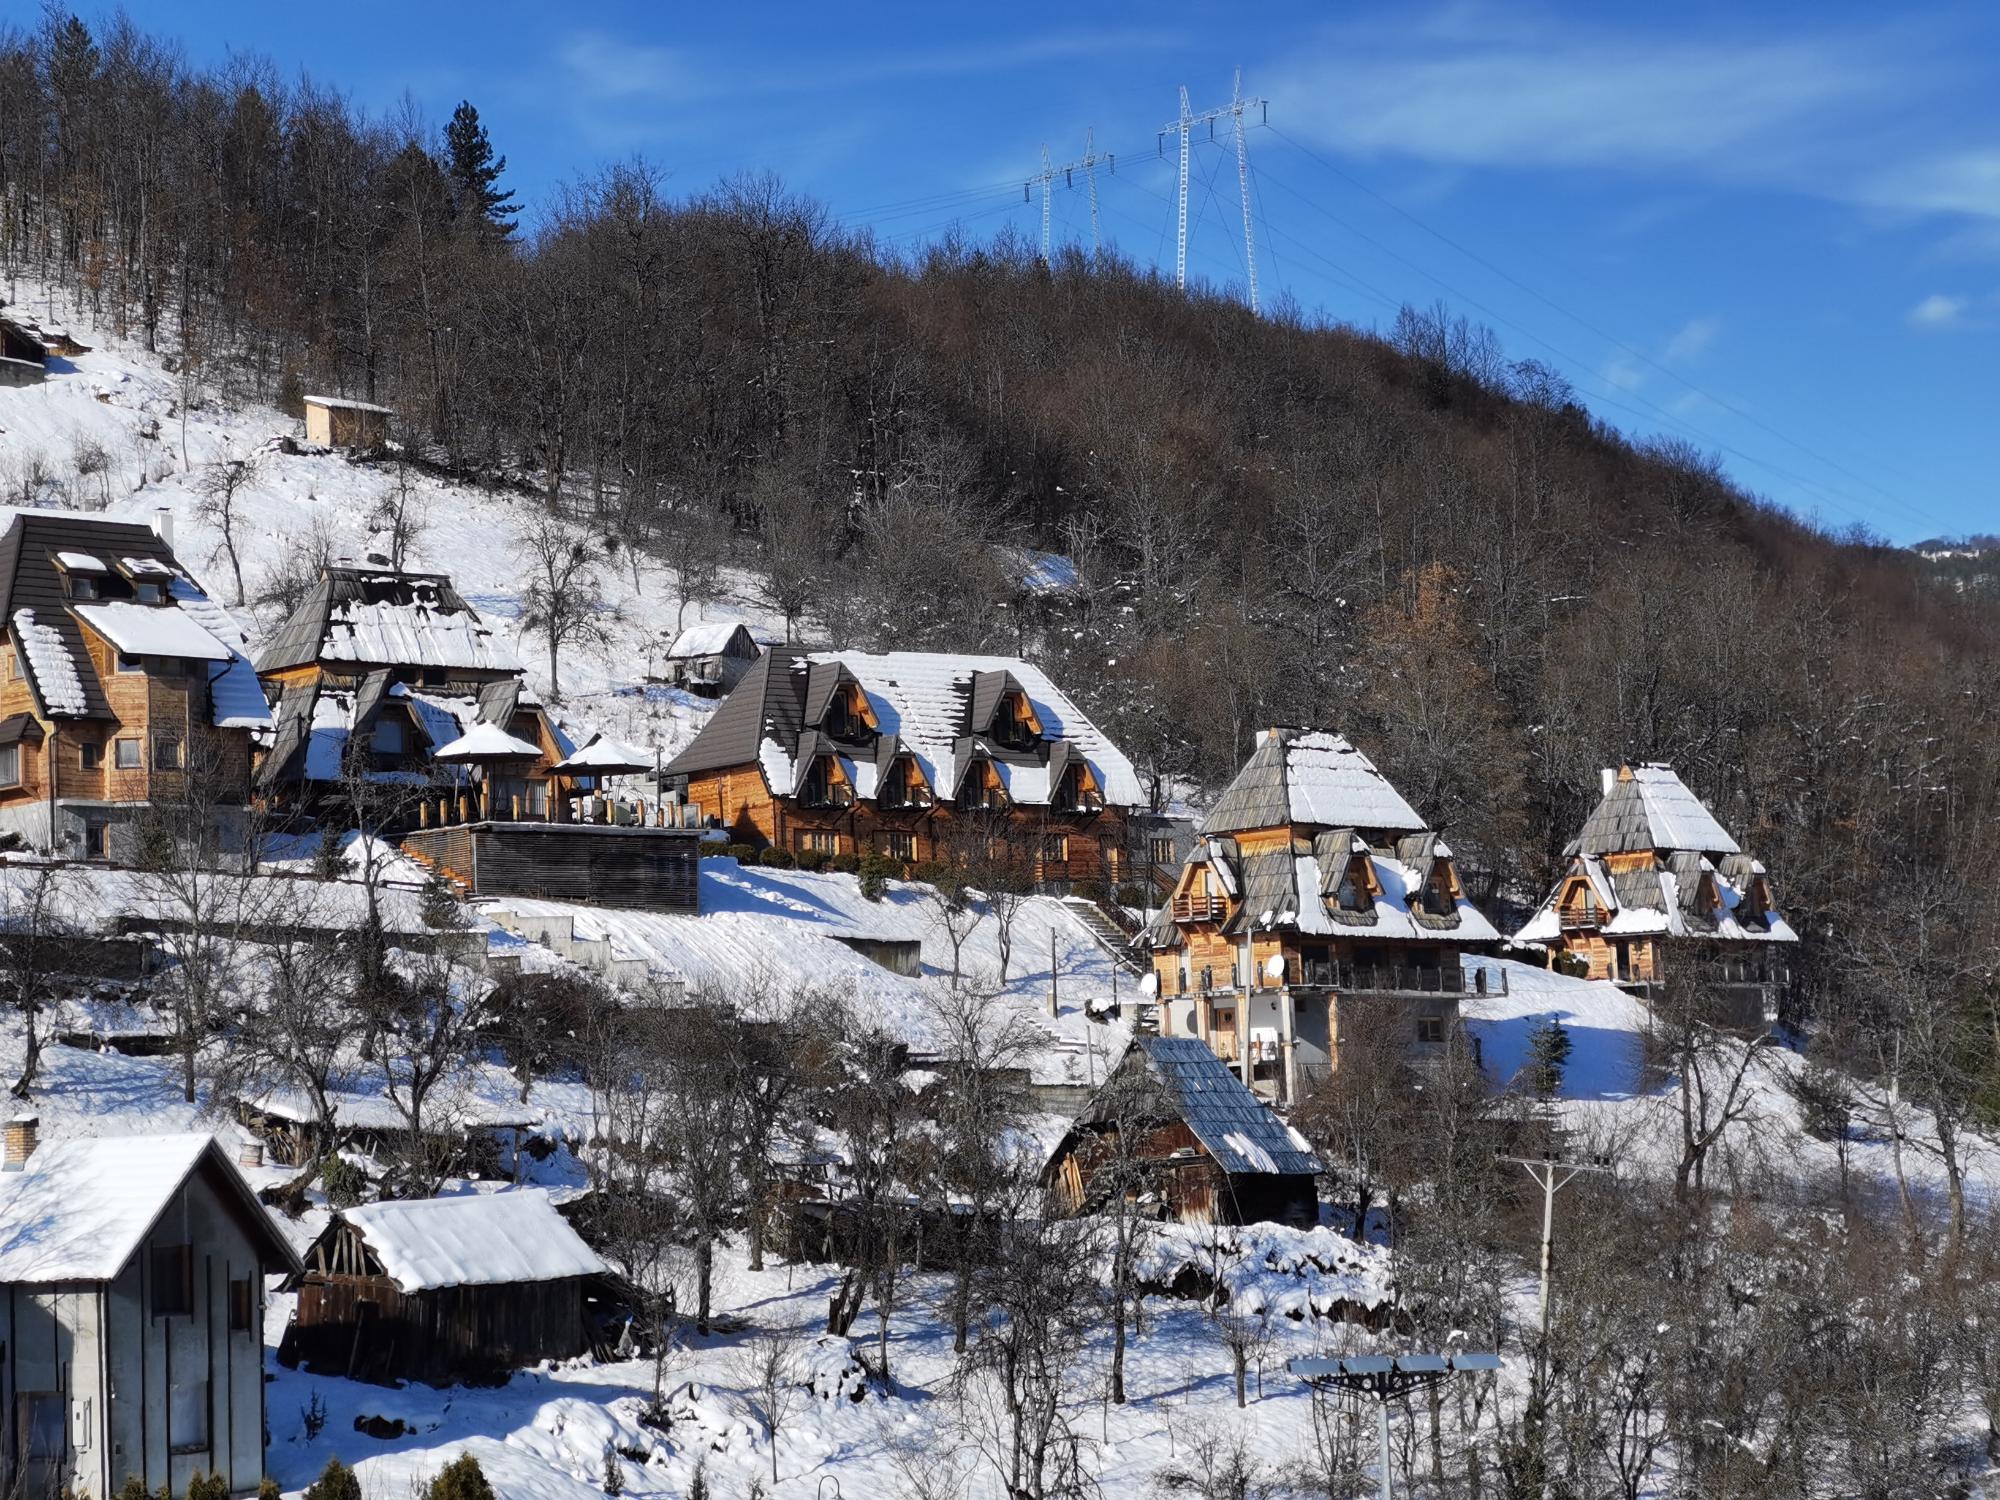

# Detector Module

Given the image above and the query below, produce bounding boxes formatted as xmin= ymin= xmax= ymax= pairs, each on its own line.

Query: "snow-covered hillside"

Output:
xmin=0 ymin=283 xmax=776 ymax=761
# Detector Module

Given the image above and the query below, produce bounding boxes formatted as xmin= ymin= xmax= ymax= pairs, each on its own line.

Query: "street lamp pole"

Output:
xmin=1288 ymin=1353 xmax=1503 ymax=1500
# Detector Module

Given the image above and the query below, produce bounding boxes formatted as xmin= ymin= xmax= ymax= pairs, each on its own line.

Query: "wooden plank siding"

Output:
xmin=401 ymin=822 xmax=701 ymax=909
xmin=291 ymin=1273 xmax=593 ymax=1384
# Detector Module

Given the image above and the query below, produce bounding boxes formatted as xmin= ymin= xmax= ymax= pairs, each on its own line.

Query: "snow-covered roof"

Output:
xmin=303 ymin=394 xmax=395 ymax=415
xmin=259 ymin=567 xmax=522 ymax=676
xmin=665 ymin=621 xmax=753 ymax=659
xmin=551 ymin=734 xmax=652 ymax=773
xmin=1575 ymin=764 xmax=1739 ymax=856
xmin=12 ymin=608 xmax=87 ymax=715
xmin=431 ymin=720 xmax=545 ymax=761
xmin=340 ymin=1189 xmax=606 ymax=1292
xmin=671 ymin=648 xmax=1141 ymax=811
xmin=169 ymin=580 xmax=274 ymax=729
xmin=1202 ymin=729 xmax=1427 ymax=837
xmin=0 ymin=1133 xmax=295 ymax=1283
xmin=73 ymin=599 xmax=233 ymax=661
xmin=53 ymin=551 xmax=107 ymax=574
xmin=1512 ymin=848 xmax=1796 ymax=946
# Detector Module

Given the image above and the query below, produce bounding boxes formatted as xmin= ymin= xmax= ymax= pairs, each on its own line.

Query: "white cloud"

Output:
xmin=1907 ymin=293 xmax=1969 ymax=328
xmin=1663 ymin=317 xmax=1720 ymax=362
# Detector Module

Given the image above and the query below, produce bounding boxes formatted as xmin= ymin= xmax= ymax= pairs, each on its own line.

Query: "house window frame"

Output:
xmin=114 ymin=737 xmax=141 ymax=770
xmin=1041 ymin=833 xmax=1069 ymax=864
xmin=228 ymin=1277 xmax=254 ymax=1333
xmin=799 ymin=829 xmax=840 ymax=855
xmin=80 ymin=741 xmax=103 ymax=771
xmin=82 ymin=819 xmax=107 ymax=860
xmin=153 ymin=737 xmax=183 ymax=771
xmin=884 ymin=831 xmax=916 ymax=862
xmin=115 ymin=651 xmax=143 ymax=674
xmin=70 ymin=576 xmax=100 ymax=601
xmin=0 ymin=744 xmax=18 ymax=790
xmin=1416 ymin=1015 xmax=1447 ymax=1046
xmin=135 ymin=580 xmax=164 ymax=605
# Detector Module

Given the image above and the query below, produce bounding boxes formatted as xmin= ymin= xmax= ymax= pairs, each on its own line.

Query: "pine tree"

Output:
xmin=443 ymin=100 xmax=518 ymax=240
xmin=1526 ymin=1014 xmax=1573 ymax=1101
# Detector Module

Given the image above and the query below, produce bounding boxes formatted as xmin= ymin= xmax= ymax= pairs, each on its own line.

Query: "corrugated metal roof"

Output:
xmin=1132 ymin=1037 xmax=1322 ymax=1177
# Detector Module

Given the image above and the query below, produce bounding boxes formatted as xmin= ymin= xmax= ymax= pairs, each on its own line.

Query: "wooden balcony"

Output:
xmin=1171 ymin=893 xmax=1225 ymax=922
xmin=1290 ymin=960 xmax=1508 ymax=998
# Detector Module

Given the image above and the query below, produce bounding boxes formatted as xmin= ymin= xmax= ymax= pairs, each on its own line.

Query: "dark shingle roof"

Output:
xmin=663 ymin=649 xmax=798 ymax=778
xmin=259 ymin=678 xmax=319 ymax=789
xmin=0 ymin=512 xmax=186 ymax=720
xmin=1117 ymin=1038 xmax=1322 ymax=1177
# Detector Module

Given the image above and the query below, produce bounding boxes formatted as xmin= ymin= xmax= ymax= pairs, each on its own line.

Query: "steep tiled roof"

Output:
xmin=255 ymin=565 xmax=520 ymax=675
xmin=1102 ymin=1037 xmax=1322 ymax=1177
xmin=1202 ymin=729 xmax=1426 ymax=837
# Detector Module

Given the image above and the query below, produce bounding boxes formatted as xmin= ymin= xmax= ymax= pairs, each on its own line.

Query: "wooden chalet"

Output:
xmin=286 ymin=1189 xmax=608 ymax=1384
xmin=0 ymin=1125 xmax=300 ymax=1499
xmin=1047 ymin=1037 xmax=1323 ymax=1228
xmin=1147 ymin=728 xmax=1502 ymax=1102
xmin=1513 ymin=763 xmax=1796 ymax=1018
xmin=0 ymin=510 xmax=271 ymax=859
xmin=660 ymin=620 xmax=762 ymax=697
xmin=301 ymin=394 xmax=392 ymax=449
xmin=663 ymin=649 xmax=1141 ymax=889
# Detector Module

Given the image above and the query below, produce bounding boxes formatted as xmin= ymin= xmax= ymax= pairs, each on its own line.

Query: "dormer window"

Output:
xmin=71 ymin=575 xmax=100 ymax=601
xmin=879 ymin=756 xmax=929 ymax=810
xmin=958 ymin=761 xmax=1006 ymax=810
xmin=371 ymin=716 xmax=407 ymax=755
xmin=116 ymin=652 xmax=143 ymax=674
xmin=798 ymin=755 xmax=851 ymax=809
xmin=1055 ymin=764 xmax=1103 ymax=813
xmin=993 ymin=690 xmax=1040 ymax=750
xmin=136 ymin=581 xmax=163 ymax=605
xmin=1335 ymin=873 xmax=1366 ymax=911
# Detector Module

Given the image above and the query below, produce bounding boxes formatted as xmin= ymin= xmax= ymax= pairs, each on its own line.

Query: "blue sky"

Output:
xmin=108 ymin=1 xmax=2000 ymax=543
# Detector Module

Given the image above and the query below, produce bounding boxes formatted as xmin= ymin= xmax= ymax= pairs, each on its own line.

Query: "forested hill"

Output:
xmin=4 ymin=17 xmax=1998 ymax=1009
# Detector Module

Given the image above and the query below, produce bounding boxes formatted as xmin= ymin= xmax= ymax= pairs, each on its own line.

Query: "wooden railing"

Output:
xmin=1171 ymin=893 xmax=1225 ymax=922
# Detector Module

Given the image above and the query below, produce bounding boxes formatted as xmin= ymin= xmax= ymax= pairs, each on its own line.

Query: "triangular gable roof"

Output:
xmin=1202 ymin=729 xmax=1427 ymax=837
xmin=0 ymin=1133 xmax=299 ymax=1283
xmin=1092 ymin=1038 xmax=1322 ymax=1177
xmin=255 ymin=566 xmax=521 ymax=676
xmin=1574 ymin=764 xmax=1739 ymax=856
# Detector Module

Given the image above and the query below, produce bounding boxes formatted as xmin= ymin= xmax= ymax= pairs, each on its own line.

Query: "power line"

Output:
xmin=1264 ymin=124 xmax=1950 ymax=534
xmin=1160 ymin=73 xmax=1268 ymax=311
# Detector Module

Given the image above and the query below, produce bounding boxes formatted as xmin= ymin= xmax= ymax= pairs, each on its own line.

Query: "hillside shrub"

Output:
xmin=258 ymin=1481 xmax=282 ymax=1500
xmin=828 ymin=851 xmax=860 ymax=875
xmin=187 ymin=1472 xmax=229 ymax=1500
xmin=858 ymin=852 xmax=900 ymax=901
xmin=757 ymin=847 xmax=796 ymax=870
xmin=319 ymin=1154 xmax=366 ymax=1210
xmin=427 ymin=1455 xmax=495 ymax=1500
xmin=303 ymin=1459 xmax=361 ymax=1500
xmin=112 ymin=1478 xmax=149 ymax=1500
xmin=723 ymin=843 xmax=761 ymax=864
xmin=795 ymin=849 xmax=830 ymax=873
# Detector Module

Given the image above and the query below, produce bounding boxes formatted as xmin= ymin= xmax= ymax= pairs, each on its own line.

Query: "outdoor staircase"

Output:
xmin=1060 ymin=896 xmax=1148 ymax=977
xmin=399 ymin=843 xmax=472 ymax=899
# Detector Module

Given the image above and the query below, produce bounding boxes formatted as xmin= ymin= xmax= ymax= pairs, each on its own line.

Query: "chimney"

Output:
xmin=152 ymin=507 xmax=174 ymax=548
xmin=237 ymin=1140 xmax=265 ymax=1170
xmin=4 ymin=1113 xmax=39 ymax=1171
xmin=1600 ymin=768 xmax=1615 ymax=797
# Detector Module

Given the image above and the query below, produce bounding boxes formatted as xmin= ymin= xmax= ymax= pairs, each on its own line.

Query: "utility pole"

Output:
xmin=1158 ymin=72 xmax=1268 ymax=310
xmin=1500 ymin=1152 xmax=1614 ymax=1375
xmin=1290 ymin=1353 xmax=1502 ymax=1500
xmin=1024 ymin=131 xmax=1116 ymax=261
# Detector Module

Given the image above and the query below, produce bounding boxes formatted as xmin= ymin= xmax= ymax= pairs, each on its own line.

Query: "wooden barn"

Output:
xmin=661 ymin=621 xmax=762 ymax=696
xmin=1512 ymin=763 xmax=1796 ymax=1021
xmin=301 ymin=394 xmax=393 ymax=448
xmin=286 ymin=1190 xmax=607 ymax=1384
xmin=1046 ymin=1037 xmax=1323 ymax=1228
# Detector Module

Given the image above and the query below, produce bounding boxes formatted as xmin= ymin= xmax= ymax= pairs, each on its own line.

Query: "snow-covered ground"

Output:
xmin=0 ymin=282 xmax=784 ymax=763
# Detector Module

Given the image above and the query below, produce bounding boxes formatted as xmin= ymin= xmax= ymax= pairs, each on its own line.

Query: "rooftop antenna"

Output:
xmin=1024 ymin=130 xmax=1116 ymax=261
xmin=1159 ymin=70 xmax=1268 ymax=312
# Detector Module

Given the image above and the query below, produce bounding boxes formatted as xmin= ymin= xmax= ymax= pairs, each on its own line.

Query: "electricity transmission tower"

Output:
xmin=1024 ymin=129 xmax=1115 ymax=260
xmin=1159 ymin=70 xmax=1268 ymax=311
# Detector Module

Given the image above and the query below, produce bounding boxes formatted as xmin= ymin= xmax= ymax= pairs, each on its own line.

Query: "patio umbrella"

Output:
xmin=548 ymin=733 xmax=654 ymax=776
xmin=429 ymin=720 xmax=545 ymax=763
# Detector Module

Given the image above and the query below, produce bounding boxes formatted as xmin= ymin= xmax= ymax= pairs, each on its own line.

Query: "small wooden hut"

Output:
xmin=286 ymin=1190 xmax=607 ymax=1384
xmin=1046 ymin=1037 xmax=1323 ymax=1228
xmin=302 ymin=394 xmax=393 ymax=448
xmin=661 ymin=621 xmax=762 ymax=696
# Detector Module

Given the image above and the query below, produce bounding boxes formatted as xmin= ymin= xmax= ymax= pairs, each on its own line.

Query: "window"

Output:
xmin=526 ymin=780 xmax=549 ymax=816
xmin=80 ymin=741 xmax=103 ymax=770
xmin=884 ymin=831 xmax=916 ymax=862
xmin=799 ymin=830 xmax=840 ymax=855
xmin=229 ymin=1277 xmax=254 ymax=1333
xmin=1335 ymin=873 xmax=1367 ymax=912
xmin=135 ymin=581 xmax=163 ymax=605
xmin=1041 ymin=834 xmax=1069 ymax=864
xmin=153 ymin=738 xmax=183 ymax=771
xmin=1417 ymin=1016 xmax=1447 ymax=1046
xmin=0 ymin=744 xmax=17 ymax=789
xmin=70 ymin=576 xmax=99 ymax=601
xmin=370 ymin=716 xmax=406 ymax=754
xmin=150 ymin=1243 xmax=193 ymax=1317
xmin=1150 ymin=836 xmax=1177 ymax=868
xmin=167 ymin=1376 xmax=208 ymax=1453
xmin=82 ymin=820 xmax=107 ymax=859
xmin=116 ymin=652 xmax=142 ymax=674
xmin=114 ymin=738 xmax=140 ymax=770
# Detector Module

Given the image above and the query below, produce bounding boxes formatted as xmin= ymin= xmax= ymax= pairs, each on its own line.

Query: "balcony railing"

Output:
xmin=1171 ymin=893 xmax=1225 ymax=922
xmin=1163 ymin=960 xmax=1507 ymax=998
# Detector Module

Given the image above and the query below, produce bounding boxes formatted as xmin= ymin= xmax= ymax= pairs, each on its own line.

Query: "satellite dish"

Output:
xmin=1139 ymin=971 xmax=1159 ymax=996
xmin=1264 ymin=954 xmax=1287 ymax=980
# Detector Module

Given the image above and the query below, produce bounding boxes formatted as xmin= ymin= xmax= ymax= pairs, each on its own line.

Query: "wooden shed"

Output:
xmin=661 ymin=621 xmax=762 ymax=697
xmin=1046 ymin=1036 xmax=1323 ymax=1228
xmin=285 ymin=1190 xmax=607 ymax=1384
xmin=302 ymin=395 xmax=393 ymax=449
